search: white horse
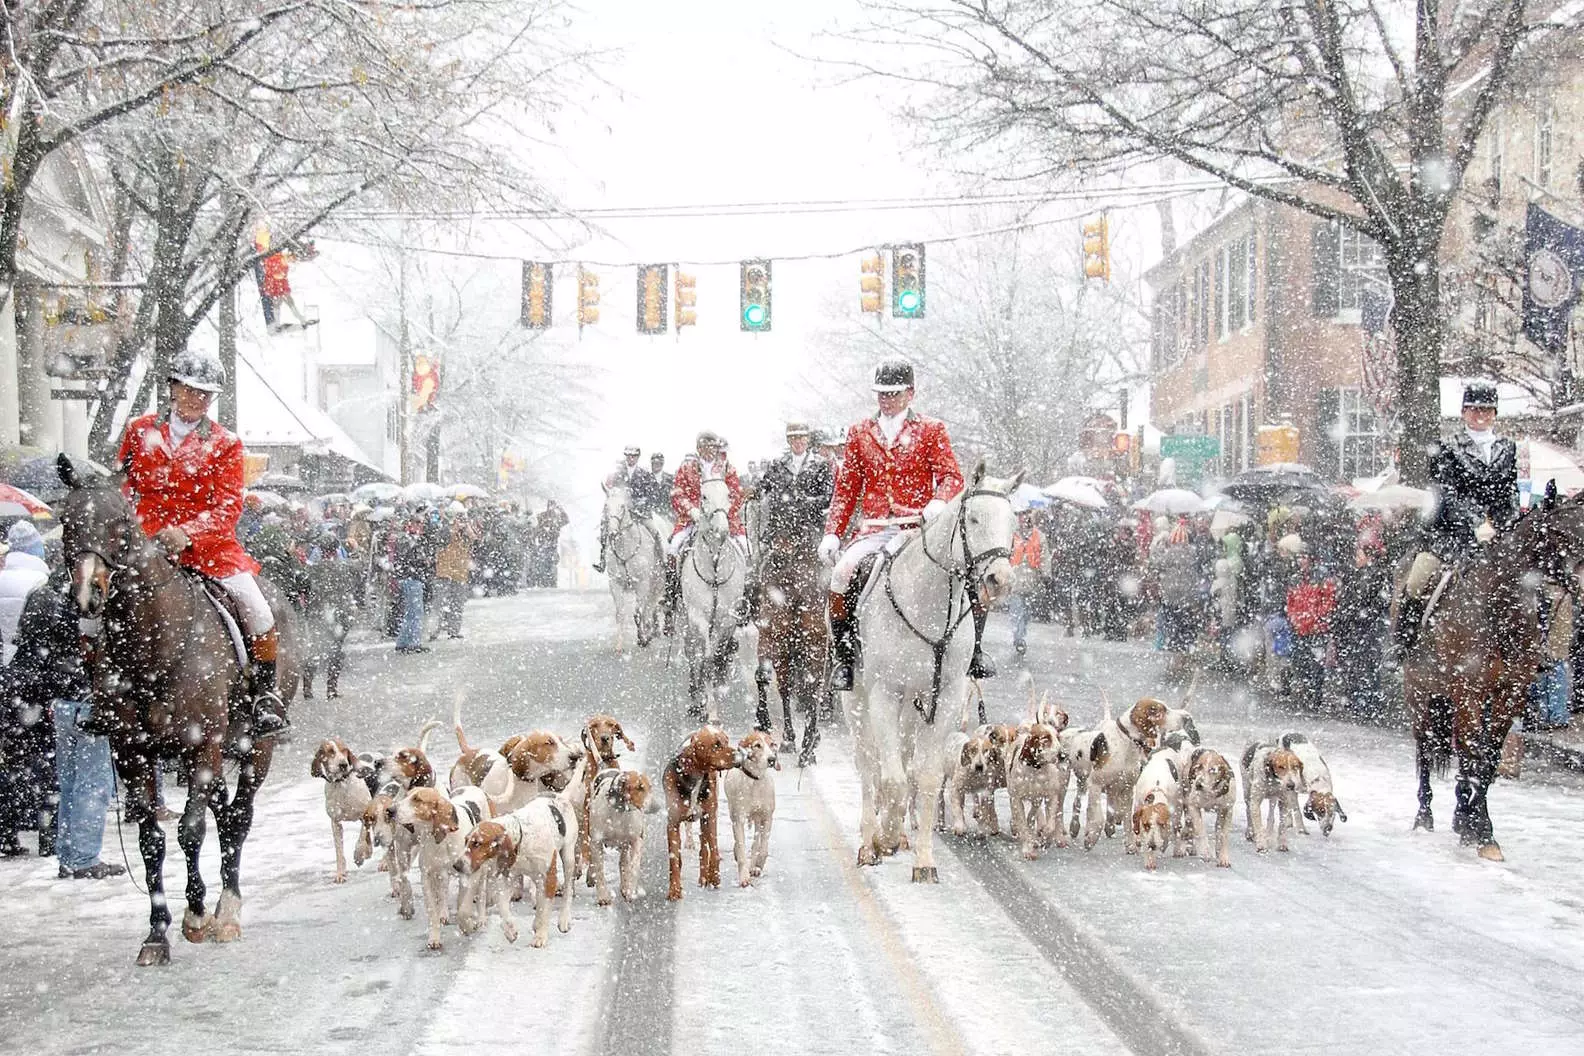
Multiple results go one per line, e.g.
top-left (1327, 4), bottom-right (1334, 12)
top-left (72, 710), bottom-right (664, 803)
top-left (680, 477), bottom-right (748, 722)
top-left (601, 485), bottom-right (665, 653)
top-left (842, 461), bottom-right (1020, 881)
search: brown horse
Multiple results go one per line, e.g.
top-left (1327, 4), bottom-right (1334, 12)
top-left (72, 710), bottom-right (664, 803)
top-left (753, 530), bottom-right (829, 766)
top-left (1404, 489), bottom-right (1584, 860)
top-left (54, 457), bottom-right (299, 965)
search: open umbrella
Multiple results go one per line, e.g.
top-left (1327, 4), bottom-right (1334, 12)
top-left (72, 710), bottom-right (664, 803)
top-left (255, 471), bottom-right (313, 494)
top-left (245, 489), bottom-right (289, 510)
top-left (1134, 488), bottom-right (1205, 515)
top-left (1349, 484), bottom-right (1432, 513)
top-left (1043, 477), bottom-right (1109, 510)
top-left (450, 483), bottom-right (491, 500)
top-left (352, 481), bottom-right (403, 504)
top-left (0, 446), bottom-right (110, 502)
top-left (316, 492), bottom-right (352, 505)
top-left (0, 483), bottom-right (51, 518)
top-left (1220, 463), bottom-right (1324, 504)
top-left (365, 506), bottom-right (396, 523)
top-left (402, 481), bottom-right (447, 503)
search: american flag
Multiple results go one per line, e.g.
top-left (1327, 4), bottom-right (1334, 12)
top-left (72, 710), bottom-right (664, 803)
top-left (1360, 284), bottom-right (1396, 420)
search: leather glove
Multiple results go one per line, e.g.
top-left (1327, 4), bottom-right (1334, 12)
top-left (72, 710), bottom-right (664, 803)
top-left (818, 534), bottom-right (841, 566)
top-left (1475, 520), bottom-right (1497, 544)
top-left (155, 526), bottom-right (191, 554)
top-left (922, 499), bottom-right (947, 523)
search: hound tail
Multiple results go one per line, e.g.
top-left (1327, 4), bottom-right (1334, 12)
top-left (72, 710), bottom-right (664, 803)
top-left (416, 718), bottom-right (442, 755)
top-left (1099, 688), bottom-right (1114, 724)
top-left (452, 692), bottom-right (474, 754)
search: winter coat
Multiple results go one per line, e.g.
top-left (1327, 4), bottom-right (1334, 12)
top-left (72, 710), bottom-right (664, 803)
top-left (825, 411), bottom-right (964, 539)
top-left (1154, 542), bottom-right (1202, 609)
top-left (436, 523), bottom-right (476, 582)
top-left (757, 451), bottom-right (835, 547)
top-left (1427, 430), bottom-right (1519, 555)
top-left (394, 531), bottom-right (430, 580)
top-left (5, 577), bottom-right (92, 706)
top-left (671, 459), bottom-right (746, 537)
top-left (117, 412), bottom-right (259, 578)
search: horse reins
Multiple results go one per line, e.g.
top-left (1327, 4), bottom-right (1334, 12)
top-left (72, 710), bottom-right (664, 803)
top-left (881, 488), bottom-right (1013, 724)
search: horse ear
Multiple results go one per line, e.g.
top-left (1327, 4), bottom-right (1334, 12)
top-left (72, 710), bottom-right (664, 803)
top-left (1009, 469), bottom-right (1025, 492)
top-left (57, 452), bottom-right (82, 490)
top-left (1544, 479), bottom-right (1559, 510)
top-left (970, 457), bottom-right (986, 488)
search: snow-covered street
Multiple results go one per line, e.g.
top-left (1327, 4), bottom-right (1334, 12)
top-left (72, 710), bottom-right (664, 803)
top-left (3, 590), bottom-right (1582, 1056)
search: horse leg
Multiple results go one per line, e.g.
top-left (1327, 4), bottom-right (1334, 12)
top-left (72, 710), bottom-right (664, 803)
top-left (754, 658), bottom-right (775, 734)
top-left (1452, 760), bottom-right (1473, 842)
top-left (213, 749), bottom-right (265, 943)
top-left (179, 749), bottom-right (220, 943)
top-left (1413, 736), bottom-right (1435, 832)
top-left (910, 726), bottom-right (947, 882)
top-left (117, 758), bottom-right (172, 967)
top-left (797, 659), bottom-right (820, 768)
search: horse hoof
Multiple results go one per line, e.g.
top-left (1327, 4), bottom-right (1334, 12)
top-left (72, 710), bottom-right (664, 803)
top-left (856, 846), bottom-right (879, 867)
top-left (213, 921), bottom-right (241, 943)
top-left (136, 940), bottom-right (171, 967)
top-left (181, 921), bottom-right (209, 944)
top-left (1412, 811), bottom-right (1434, 832)
top-left (1478, 843), bottom-right (1505, 862)
top-left (910, 866), bottom-right (939, 884)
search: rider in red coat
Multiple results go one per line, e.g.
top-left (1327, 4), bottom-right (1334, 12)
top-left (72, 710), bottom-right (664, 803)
top-left (81, 347), bottom-right (289, 738)
top-left (662, 430), bottom-right (748, 631)
top-left (818, 358), bottom-right (992, 690)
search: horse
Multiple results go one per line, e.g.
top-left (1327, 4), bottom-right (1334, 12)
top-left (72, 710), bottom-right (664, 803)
top-left (1403, 489), bottom-right (1584, 861)
top-left (842, 460), bottom-right (1020, 880)
top-left (680, 477), bottom-right (748, 722)
top-left (753, 524), bottom-right (829, 767)
top-left (601, 484), bottom-right (665, 653)
top-left (54, 457), bottom-right (300, 966)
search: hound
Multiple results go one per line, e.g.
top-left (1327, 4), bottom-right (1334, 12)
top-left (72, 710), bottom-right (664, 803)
top-left (1061, 696), bottom-right (1169, 850)
top-left (1131, 749), bottom-right (1181, 869)
top-left (1182, 747), bottom-right (1237, 867)
top-left (1007, 721), bottom-right (1069, 858)
top-left (454, 764), bottom-right (583, 948)
top-left (448, 698), bottom-right (521, 811)
top-left (397, 785), bottom-right (491, 950)
top-left (938, 728), bottom-right (1003, 837)
top-left (501, 730), bottom-right (585, 800)
top-left (1242, 742), bottom-right (1305, 853)
top-left (587, 767), bottom-right (660, 904)
top-left (1279, 732), bottom-right (1347, 836)
top-left (580, 714), bottom-right (635, 882)
top-left (723, 730), bottom-right (780, 886)
top-left (354, 718), bottom-right (441, 914)
top-left (664, 726), bottom-right (745, 900)
top-left (309, 739), bottom-right (380, 883)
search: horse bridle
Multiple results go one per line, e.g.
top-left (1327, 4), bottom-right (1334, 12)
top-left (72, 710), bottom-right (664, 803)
top-left (69, 515), bottom-right (177, 593)
top-left (883, 488), bottom-right (1013, 724)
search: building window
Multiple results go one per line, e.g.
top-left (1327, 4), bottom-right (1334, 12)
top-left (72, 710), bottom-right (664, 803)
top-left (1228, 238), bottom-right (1248, 331)
top-left (1337, 226), bottom-right (1383, 312)
top-left (1337, 388), bottom-right (1388, 479)
top-left (1246, 234), bottom-right (1258, 325)
top-left (1197, 259), bottom-right (1211, 347)
top-left (1215, 248), bottom-right (1228, 340)
top-left (1536, 107), bottom-right (1554, 188)
top-left (1175, 277), bottom-right (1189, 358)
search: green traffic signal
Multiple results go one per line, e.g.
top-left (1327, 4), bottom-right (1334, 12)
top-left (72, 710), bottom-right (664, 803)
top-left (740, 259), bottom-right (772, 332)
top-left (892, 243), bottom-right (925, 318)
top-left (897, 290), bottom-right (921, 313)
top-left (744, 304), bottom-right (766, 327)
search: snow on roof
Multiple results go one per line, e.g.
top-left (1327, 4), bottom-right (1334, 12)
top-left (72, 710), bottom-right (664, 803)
top-left (235, 352), bottom-right (384, 474)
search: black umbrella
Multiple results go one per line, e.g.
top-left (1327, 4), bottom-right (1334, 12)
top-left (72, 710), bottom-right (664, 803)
top-left (0, 446), bottom-right (111, 502)
top-left (255, 471), bottom-right (314, 494)
top-left (1219, 463), bottom-right (1325, 505)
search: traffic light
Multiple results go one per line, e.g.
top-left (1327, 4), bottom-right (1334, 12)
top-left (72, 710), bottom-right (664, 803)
top-left (1082, 215), bottom-right (1110, 282)
top-left (892, 244), bottom-right (924, 318)
top-left (520, 261), bottom-right (552, 329)
top-left (576, 266), bottom-right (600, 331)
top-left (675, 270), bottom-right (697, 331)
top-left (636, 264), bottom-right (668, 335)
top-left (740, 259), bottom-right (771, 332)
top-left (860, 252), bottom-right (884, 313)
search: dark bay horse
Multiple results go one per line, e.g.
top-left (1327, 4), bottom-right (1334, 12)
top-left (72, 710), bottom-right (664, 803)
top-left (55, 457), bottom-right (299, 965)
top-left (1404, 490), bottom-right (1584, 860)
top-left (753, 529), bottom-right (829, 766)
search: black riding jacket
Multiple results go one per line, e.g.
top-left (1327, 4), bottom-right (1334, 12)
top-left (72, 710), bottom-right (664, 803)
top-left (1427, 430), bottom-right (1519, 555)
top-left (756, 451), bottom-right (835, 549)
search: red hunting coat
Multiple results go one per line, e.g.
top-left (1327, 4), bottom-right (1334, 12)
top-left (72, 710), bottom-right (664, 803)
top-left (117, 412), bottom-right (260, 578)
top-left (670, 458), bottom-right (745, 537)
top-left (826, 412), bottom-right (964, 539)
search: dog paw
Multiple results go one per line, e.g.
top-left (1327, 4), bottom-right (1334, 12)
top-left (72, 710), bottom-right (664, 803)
top-left (398, 906), bottom-right (415, 920)
top-left (531, 935), bottom-right (547, 949)
top-left (333, 873), bottom-right (347, 884)
top-left (426, 940), bottom-right (443, 951)
top-left (597, 894), bottom-right (614, 906)
top-left (503, 924), bottom-right (518, 944)
top-left (1217, 858), bottom-right (1232, 869)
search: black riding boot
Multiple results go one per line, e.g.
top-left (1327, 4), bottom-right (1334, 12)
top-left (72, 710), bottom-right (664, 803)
top-left (593, 531), bottom-right (608, 574)
top-left (828, 591), bottom-right (856, 691)
top-left (77, 703), bottom-right (119, 737)
top-left (1394, 596), bottom-right (1426, 659)
top-left (968, 594), bottom-right (996, 680)
top-left (663, 559), bottom-right (680, 636)
top-left (249, 630), bottom-right (290, 739)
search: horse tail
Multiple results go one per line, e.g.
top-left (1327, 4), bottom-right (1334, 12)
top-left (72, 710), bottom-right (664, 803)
top-left (416, 718), bottom-right (442, 755)
top-left (1425, 697), bottom-right (1454, 778)
top-left (1178, 669), bottom-right (1200, 708)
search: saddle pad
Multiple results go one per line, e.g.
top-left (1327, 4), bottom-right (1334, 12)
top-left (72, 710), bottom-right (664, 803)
top-left (197, 579), bottom-right (250, 669)
top-left (1422, 569), bottom-right (1455, 629)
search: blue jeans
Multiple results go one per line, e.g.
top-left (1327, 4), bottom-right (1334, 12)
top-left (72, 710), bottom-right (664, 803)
top-left (51, 700), bottom-right (113, 872)
top-left (1007, 593), bottom-right (1032, 648)
top-left (1531, 662), bottom-right (1571, 727)
top-left (397, 578), bottom-right (425, 648)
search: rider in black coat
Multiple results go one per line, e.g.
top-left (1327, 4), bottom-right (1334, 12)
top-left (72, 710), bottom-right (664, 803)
top-left (756, 422), bottom-right (835, 551)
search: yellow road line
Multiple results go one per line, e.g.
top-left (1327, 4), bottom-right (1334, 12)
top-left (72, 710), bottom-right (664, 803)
top-left (804, 777), bottom-right (968, 1056)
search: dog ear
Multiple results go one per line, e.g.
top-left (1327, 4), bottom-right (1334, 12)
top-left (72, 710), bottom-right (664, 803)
top-left (310, 747), bottom-right (326, 779)
top-left (618, 724), bottom-right (635, 751)
top-left (1334, 799), bottom-right (1348, 822)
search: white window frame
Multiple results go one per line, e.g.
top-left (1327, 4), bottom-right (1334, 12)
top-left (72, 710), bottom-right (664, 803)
top-left (1536, 106), bottom-right (1554, 189)
top-left (1336, 226), bottom-right (1384, 321)
top-left (1337, 387), bottom-right (1389, 480)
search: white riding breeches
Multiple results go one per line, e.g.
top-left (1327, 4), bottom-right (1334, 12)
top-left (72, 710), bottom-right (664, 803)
top-left (830, 527), bottom-right (912, 593)
top-left (219, 572), bottom-right (275, 636)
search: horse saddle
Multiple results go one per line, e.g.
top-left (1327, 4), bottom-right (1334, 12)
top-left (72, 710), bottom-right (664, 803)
top-left (189, 574), bottom-right (251, 670)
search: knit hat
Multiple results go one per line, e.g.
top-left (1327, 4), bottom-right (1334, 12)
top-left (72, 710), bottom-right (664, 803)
top-left (6, 520), bottom-right (46, 559)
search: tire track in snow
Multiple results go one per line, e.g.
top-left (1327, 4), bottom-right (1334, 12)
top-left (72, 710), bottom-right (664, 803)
top-left (943, 838), bottom-right (1217, 1056)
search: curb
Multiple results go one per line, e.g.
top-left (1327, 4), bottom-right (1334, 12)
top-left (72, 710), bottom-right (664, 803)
top-left (1522, 730), bottom-right (1584, 775)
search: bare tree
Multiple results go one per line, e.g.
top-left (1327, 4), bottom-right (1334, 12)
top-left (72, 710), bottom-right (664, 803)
top-left (846, 0), bottom-right (1574, 483)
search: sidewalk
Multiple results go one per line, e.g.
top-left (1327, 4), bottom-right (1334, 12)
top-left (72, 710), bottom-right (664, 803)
top-left (1523, 719), bottom-right (1584, 773)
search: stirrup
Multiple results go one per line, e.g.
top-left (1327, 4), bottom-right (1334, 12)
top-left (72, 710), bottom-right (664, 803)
top-left (829, 662), bottom-right (854, 692)
top-left (968, 648), bottom-right (997, 680)
top-left (250, 693), bottom-right (290, 739)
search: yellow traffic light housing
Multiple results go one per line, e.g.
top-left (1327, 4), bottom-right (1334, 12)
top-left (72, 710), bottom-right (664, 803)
top-left (520, 261), bottom-right (552, 329)
top-left (740, 259), bottom-right (771, 332)
top-left (891, 243), bottom-right (925, 318)
top-left (1082, 215), bottom-right (1111, 282)
top-left (576, 266), bottom-right (600, 330)
top-left (636, 264), bottom-right (668, 335)
top-left (860, 252), bottom-right (884, 314)
top-left (675, 270), bottom-right (697, 330)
